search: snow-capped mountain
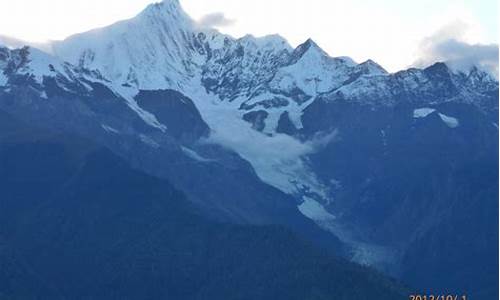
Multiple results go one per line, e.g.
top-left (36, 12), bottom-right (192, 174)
top-left (44, 0), bottom-right (497, 132)
top-left (1, 0), bottom-right (497, 222)
top-left (32, 0), bottom-right (496, 199)
top-left (51, 0), bottom-right (202, 90)
top-left (0, 0), bottom-right (498, 297)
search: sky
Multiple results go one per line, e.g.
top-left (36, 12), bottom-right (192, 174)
top-left (0, 0), bottom-right (497, 73)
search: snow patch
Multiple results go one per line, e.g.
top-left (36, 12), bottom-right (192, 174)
top-left (438, 113), bottom-right (459, 128)
top-left (414, 108), bottom-right (459, 128)
top-left (381, 130), bottom-right (387, 147)
top-left (287, 96), bottom-right (316, 130)
top-left (413, 107), bottom-right (436, 118)
top-left (139, 134), bottom-right (160, 148)
top-left (101, 124), bottom-right (120, 134)
top-left (40, 91), bottom-right (48, 99)
top-left (298, 196), bottom-right (335, 221)
top-left (111, 84), bottom-right (167, 132)
top-left (181, 146), bottom-right (213, 163)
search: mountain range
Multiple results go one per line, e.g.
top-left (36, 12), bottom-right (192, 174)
top-left (0, 0), bottom-right (498, 299)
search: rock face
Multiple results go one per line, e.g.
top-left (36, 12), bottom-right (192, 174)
top-left (0, 0), bottom-right (498, 298)
top-left (135, 89), bottom-right (210, 143)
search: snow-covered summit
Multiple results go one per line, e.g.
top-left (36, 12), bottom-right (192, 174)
top-left (269, 39), bottom-right (381, 97)
top-left (34, 0), bottom-right (496, 145)
top-left (49, 0), bottom-right (295, 94)
top-left (354, 59), bottom-right (388, 76)
top-left (289, 39), bottom-right (328, 63)
top-left (239, 34), bottom-right (293, 52)
top-left (32, 0), bottom-right (413, 117)
top-left (2, 0), bottom-right (497, 134)
top-left (3, 0), bottom-right (497, 119)
top-left (137, 0), bottom-right (192, 27)
top-left (51, 0), bottom-right (201, 90)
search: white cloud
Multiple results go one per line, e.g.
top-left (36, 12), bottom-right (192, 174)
top-left (197, 12), bottom-right (236, 28)
top-left (413, 21), bottom-right (499, 78)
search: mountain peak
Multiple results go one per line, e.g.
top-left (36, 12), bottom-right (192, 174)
top-left (356, 59), bottom-right (388, 75)
top-left (466, 65), bottom-right (498, 83)
top-left (460, 65), bottom-right (499, 92)
top-left (289, 38), bottom-right (328, 64)
top-left (238, 34), bottom-right (293, 52)
top-left (135, 0), bottom-right (195, 30)
top-left (51, 0), bottom-right (198, 90)
top-left (423, 62), bottom-right (452, 78)
top-left (300, 38), bottom-right (323, 52)
top-left (150, 0), bottom-right (181, 10)
top-left (160, 0), bottom-right (182, 12)
top-left (139, 0), bottom-right (190, 21)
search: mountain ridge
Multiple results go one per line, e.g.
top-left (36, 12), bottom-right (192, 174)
top-left (1, 0), bottom-right (497, 211)
top-left (0, 1), bottom-right (498, 297)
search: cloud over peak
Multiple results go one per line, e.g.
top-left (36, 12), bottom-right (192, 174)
top-left (413, 21), bottom-right (499, 79)
top-left (197, 12), bottom-right (236, 28)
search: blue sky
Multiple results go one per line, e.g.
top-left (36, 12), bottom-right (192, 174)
top-left (0, 0), bottom-right (497, 72)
